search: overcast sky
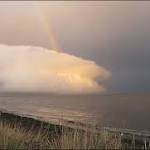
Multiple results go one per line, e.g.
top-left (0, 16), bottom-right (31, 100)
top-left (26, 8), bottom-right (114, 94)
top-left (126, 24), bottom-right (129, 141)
top-left (0, 1), bottom-right (150, 94)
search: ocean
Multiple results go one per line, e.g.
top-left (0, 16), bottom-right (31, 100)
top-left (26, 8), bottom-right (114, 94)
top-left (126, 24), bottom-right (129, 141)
top-left (0, 93), bottom-right (149, 131)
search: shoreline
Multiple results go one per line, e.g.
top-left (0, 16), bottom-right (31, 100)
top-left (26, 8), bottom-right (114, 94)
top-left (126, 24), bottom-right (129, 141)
top-left (0, 109), bottom-right (150, 149)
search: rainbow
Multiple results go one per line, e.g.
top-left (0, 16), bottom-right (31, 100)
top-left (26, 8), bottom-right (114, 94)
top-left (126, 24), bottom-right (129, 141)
top-left (34, 5), bottom-right (62, 52)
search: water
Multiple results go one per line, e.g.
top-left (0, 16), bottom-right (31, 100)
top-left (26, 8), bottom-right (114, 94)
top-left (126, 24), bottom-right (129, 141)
top-left (0, 92), bottom-right (149, 131)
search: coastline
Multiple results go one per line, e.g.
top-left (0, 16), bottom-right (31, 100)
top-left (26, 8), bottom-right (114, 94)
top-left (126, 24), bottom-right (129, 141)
top-left (0, 109), bottom-right (150, 149)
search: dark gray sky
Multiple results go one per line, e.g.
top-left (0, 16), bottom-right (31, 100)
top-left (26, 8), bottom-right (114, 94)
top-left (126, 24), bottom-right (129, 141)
top-left (0, 1), bottom-right (150, 94)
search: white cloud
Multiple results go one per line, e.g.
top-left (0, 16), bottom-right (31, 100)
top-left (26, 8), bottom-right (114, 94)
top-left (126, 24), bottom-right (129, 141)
top-left (0, 45), bottom-right (110, 94)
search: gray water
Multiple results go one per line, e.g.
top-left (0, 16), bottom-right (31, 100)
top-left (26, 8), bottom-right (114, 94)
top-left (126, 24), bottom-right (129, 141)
top-left (0, 93), bottom-right (149, 131)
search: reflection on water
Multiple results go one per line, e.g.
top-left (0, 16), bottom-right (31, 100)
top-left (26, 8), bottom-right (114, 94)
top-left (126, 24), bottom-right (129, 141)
top-left (0, 93), bottom-right (149, 131)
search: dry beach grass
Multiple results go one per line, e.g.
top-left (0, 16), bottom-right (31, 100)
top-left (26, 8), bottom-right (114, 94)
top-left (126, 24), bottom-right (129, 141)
top-left (0, 112), bottom-right (147, 149)
top-left (0, 120), bottom-right (124, 150)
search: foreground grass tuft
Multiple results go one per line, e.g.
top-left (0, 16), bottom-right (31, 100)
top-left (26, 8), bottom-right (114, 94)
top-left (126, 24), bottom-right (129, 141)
top-left (0, 120), bottom-right (124, 149)
top-left (0, 120), bottom-right (147, 149)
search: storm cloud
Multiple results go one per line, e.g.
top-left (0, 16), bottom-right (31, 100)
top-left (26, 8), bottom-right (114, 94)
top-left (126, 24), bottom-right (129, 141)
top-left (0, 2), bottom-right (149, 93)
top-left (0, 45), bottom-right (110, 94)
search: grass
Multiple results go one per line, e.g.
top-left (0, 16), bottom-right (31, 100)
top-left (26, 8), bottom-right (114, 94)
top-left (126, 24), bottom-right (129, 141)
top-left (0, 120), bottom-right (125, 149)
top-left (0, 112), bottom-right (148, 149)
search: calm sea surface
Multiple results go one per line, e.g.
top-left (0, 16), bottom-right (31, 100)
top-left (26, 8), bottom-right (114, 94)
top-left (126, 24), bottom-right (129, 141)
top-left (0, 93), bottom-right (149, 131)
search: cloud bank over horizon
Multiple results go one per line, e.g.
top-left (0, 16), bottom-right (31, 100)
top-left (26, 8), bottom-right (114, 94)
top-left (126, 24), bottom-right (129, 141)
top-left (0, 45), bottom-right (110, 94)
